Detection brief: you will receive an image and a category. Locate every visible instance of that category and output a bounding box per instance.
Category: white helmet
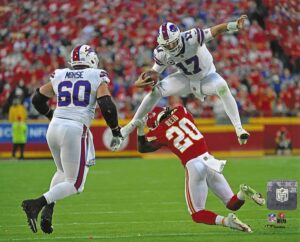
[157,22,183,55]
[69,44,99,69]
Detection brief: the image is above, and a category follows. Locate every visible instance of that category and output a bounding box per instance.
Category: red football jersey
[146,106,208,166]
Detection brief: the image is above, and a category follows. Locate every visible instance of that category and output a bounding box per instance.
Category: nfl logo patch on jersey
[267,180,297,210]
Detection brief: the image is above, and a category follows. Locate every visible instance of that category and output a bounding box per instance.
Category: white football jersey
[152,28,216,80]
[50,68,110,127]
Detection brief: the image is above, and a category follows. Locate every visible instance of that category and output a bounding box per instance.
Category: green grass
[0,156,299,242]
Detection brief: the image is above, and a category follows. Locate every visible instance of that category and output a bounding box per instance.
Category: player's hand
[237,15,248,30]
[110,127,123,151]
[135,70,159,88]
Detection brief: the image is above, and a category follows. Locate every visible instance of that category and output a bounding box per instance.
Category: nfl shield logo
[267,180,297,210]
[268,213,277,223]
[276,188,289,203]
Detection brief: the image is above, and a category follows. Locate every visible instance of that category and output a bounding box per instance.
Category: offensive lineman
[118,15,250,149]
[136,105,265,232]
[21,45,122,233]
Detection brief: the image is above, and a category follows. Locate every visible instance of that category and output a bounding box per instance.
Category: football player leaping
[21,45,122,233]
[117,15,250,150]
[136,105,265,232]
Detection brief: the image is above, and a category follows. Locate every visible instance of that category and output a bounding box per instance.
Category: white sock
[219,91,242,130]
[121,90,161,137]
[43,182,77,204]
[237,190,246,200]
[215,215,225,225]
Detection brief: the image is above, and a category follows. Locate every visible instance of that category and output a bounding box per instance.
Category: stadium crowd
[0,0,299,121]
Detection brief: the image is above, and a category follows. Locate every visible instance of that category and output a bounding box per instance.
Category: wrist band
[227,21,238,32]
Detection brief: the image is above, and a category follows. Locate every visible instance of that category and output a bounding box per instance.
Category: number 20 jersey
[146,106,209,166]
[152,28,216,80]
[50,68,110,127]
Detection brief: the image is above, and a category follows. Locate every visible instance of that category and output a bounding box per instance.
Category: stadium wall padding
[1,117,300,158]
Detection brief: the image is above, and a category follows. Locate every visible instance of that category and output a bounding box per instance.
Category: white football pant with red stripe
[185,156,234,214]
[43,118,92,204]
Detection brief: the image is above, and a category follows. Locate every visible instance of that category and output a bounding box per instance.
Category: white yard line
[1,218,299,228]
[1,231,300,241]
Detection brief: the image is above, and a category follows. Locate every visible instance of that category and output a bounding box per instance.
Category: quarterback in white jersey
[21,45,122,234]
[118,15,250,149]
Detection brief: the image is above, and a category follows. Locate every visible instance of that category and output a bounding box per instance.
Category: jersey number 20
[58,80,91,107]
[166,117,203,153]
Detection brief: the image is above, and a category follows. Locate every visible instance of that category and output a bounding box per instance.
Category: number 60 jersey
[50,68,110,127]
[146,106,209,166]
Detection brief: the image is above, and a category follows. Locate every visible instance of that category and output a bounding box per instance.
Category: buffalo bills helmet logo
[169,24,178,32]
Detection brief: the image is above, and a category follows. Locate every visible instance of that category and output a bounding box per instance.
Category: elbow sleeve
[97,95,119,129]
[32,88,53,120]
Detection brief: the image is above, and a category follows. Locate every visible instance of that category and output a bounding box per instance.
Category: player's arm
[32,82,55,120]
[136,122,161,153]
[135,48,166,88]
[137,135,161,153]
[96,82,122,138]
[203,15,248,42]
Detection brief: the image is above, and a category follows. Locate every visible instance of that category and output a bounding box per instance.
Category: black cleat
[40,203,54,234]
[21,199,43,233]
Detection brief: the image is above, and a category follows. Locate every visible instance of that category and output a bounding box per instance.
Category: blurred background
[0,0,299,159]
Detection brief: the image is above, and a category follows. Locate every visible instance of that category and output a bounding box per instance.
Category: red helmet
[146,106,172,129]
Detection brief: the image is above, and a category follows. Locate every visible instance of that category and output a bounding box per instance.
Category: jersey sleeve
[146,128,165,146]
[152,47,167,73]
[49,69,64,95]
[97,69,111,84]
[183,28,205,47]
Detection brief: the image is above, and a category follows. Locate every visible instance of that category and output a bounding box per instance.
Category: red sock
[226,194,245,211]
[191,210,217,225]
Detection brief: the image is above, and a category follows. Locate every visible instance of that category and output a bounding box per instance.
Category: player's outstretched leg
[191,210,252,233]
[236,127,250,145]
[40,203,55,234]
[121,89,161,139]
[224,213,252,232]
[21,196,47,233]
[239,184,265,206]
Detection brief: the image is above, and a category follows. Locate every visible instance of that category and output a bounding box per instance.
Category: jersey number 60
[58,80,91,107]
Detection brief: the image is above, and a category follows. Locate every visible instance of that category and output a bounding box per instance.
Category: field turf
[0,156,299,242]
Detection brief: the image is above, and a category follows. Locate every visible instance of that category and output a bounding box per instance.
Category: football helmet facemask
[69,44,99,69]
[157,22,183,55]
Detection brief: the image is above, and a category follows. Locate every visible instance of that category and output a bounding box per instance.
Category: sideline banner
[0,123,48,143]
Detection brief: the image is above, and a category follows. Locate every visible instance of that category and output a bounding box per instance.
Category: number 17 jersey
[51,68,110,127]
[146,106,209,166]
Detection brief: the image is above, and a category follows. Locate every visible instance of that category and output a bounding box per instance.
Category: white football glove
[110,127,123,151]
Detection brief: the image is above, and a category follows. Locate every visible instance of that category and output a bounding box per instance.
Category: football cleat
[21,199,44,233]
[40,203,54,234]
[240,184,265,206]
[236,128,250,145]
[225,213,252,233]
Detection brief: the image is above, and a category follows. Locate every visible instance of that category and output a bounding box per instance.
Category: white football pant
[43,118,90,204]
[131,71,242,129]
[185,155,234,214]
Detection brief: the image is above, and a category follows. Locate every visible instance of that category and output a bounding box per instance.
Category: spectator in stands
[0,0,299,119]
[275,127,292,155]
